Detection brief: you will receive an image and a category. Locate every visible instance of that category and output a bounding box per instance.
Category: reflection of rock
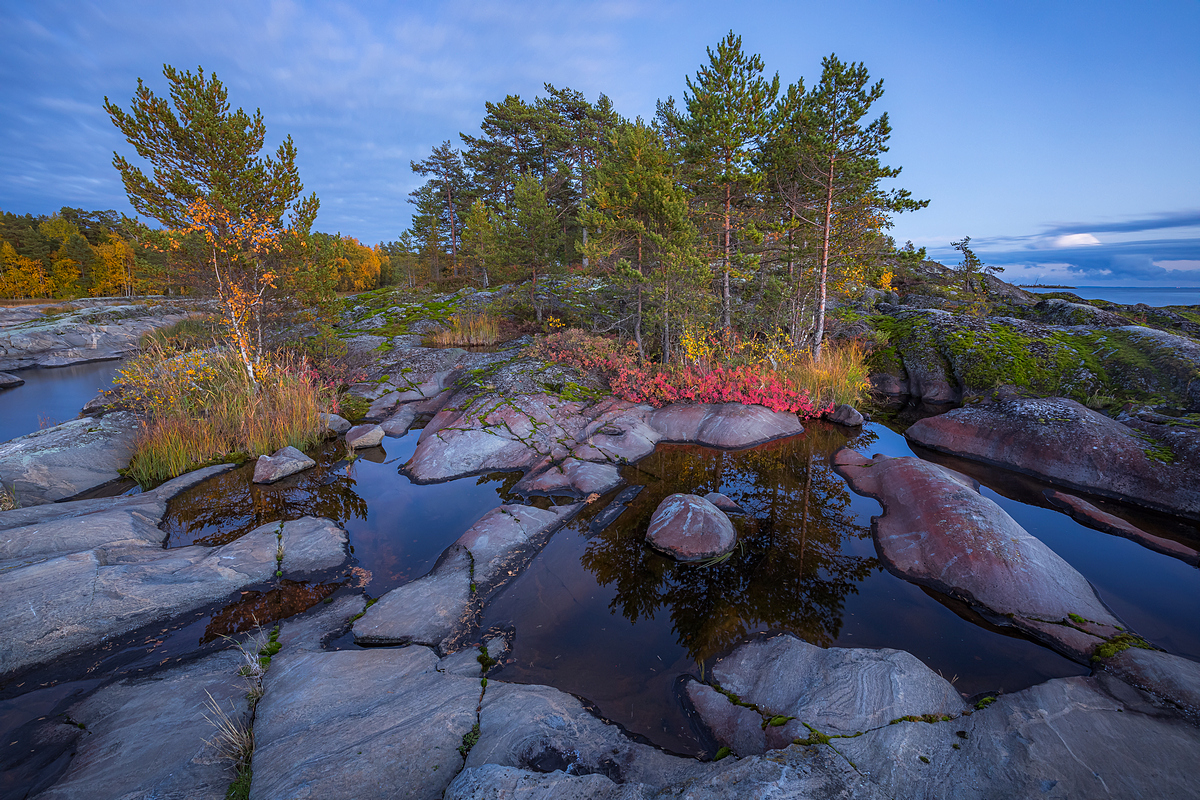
[345,423,384,449]
[354,504,581,651]
[30,650,251,800]
[645,493,736,562]
[250,647,481,800]
[0,371,24,388]
[906,398,1200,521]
[688,635,966,755]
[833,448,1124,661]
[1046,489,1200,565]
[589,485,643,534]
[0,412,138,505]
[0,503,347,676]
[252,445,316,484]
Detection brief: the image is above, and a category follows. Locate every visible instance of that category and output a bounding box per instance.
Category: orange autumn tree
[105,65,319,386]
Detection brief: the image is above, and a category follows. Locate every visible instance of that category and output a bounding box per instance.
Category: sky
[1,0,1198,286]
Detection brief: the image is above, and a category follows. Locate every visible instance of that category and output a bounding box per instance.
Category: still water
[0,361,122,443]
[159,420,1200,757]
[1026,285,1200,307]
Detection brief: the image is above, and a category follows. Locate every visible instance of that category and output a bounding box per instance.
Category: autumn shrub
[530,328,850,418]
[115,342,331,487]
[423,312,502,347]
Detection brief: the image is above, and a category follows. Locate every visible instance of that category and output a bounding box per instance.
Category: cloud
[1049,233,1101,248]
[1041,210,1200,236]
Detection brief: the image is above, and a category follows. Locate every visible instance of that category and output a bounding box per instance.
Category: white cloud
[1049,233,1101,248]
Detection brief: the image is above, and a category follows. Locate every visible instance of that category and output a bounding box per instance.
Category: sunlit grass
[423,312,501,347]
[118,343,329,487]
[779,341,872,408]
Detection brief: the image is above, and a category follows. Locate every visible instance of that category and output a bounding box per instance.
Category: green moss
[1136,433,1176,464]
[1092,632,1153,662]
[477,645,498,672]
[919,755,930,764]
[889,713,953,725]
[1068,613,1087,625]
[458,722,481,757]
[338,395,370,423]
[974,696,996,710]
[225,764,252,800]
[766,715,793,727]
[792,723,831,746]
[713,746,732,761]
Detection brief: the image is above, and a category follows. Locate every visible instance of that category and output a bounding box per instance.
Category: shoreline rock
[905,397,1200,521]
[0,413,139,505]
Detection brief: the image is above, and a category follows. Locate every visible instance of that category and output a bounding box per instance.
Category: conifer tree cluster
[396,31,928,358]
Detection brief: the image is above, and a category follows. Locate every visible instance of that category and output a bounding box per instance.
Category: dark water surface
[0,360,121,443]
[19,415,1198,765]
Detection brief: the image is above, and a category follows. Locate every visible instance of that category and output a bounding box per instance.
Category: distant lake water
[1026,286,1200,307]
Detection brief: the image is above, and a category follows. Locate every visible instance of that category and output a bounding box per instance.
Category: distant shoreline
[1018,284,1075,289]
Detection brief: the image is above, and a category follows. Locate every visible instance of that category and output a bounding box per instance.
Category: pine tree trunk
[722,183,732,330]
[813,156,835,360]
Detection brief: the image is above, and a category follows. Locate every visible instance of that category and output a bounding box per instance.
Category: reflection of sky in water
[0,360,121,442]
[164,417,1200,757]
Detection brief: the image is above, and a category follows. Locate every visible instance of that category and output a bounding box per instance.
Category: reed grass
[422,313,501,347]
[118,343,328,487]
[779,341,872,408]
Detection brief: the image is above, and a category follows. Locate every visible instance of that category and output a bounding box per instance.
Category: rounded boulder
[646,493,736,562]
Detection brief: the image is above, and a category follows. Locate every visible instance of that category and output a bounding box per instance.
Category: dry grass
[118,343,329,487]
[423,312,501,347]
[778,341,872,408]
[0,485,17,512]
[202,690,255,766]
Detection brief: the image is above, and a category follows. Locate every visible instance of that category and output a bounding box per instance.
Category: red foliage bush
[531,330,830,418]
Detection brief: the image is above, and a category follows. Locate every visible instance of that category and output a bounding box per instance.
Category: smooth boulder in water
[253,445,316,484]
[645,493,736,562]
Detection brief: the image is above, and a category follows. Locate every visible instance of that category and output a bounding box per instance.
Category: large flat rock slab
[32,650,249,800]
[0,413,138,505]
[906,397,1200,521]
[249,647,481,800]
[833,448,1124,661]
[689,635,966,755]
[0,306,188,371]
[0,515,347,677]
[834,673,1200,800]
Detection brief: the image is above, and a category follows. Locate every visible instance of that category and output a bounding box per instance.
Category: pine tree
[788,55,927,357]
[411,141,470,277]
[662,31,780,330]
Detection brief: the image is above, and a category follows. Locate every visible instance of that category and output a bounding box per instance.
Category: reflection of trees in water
[581,424,881,664]
[202,580,339,642]
[163,442,371,546]
[162,440,522,547]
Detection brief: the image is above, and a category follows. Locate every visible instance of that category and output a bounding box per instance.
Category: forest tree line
[392,32,928,358]
[0,207,390,301]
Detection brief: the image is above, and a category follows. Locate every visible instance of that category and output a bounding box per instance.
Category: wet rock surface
[0,413,138,505]
[906,397,1200,521]
[826,403,864,426]
[833,448,1124,661]
[252,445,317,484]
[645,493,736,562]
[0,370,24,388]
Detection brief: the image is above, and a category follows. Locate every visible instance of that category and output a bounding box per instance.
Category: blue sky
[2,0,1198,285]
